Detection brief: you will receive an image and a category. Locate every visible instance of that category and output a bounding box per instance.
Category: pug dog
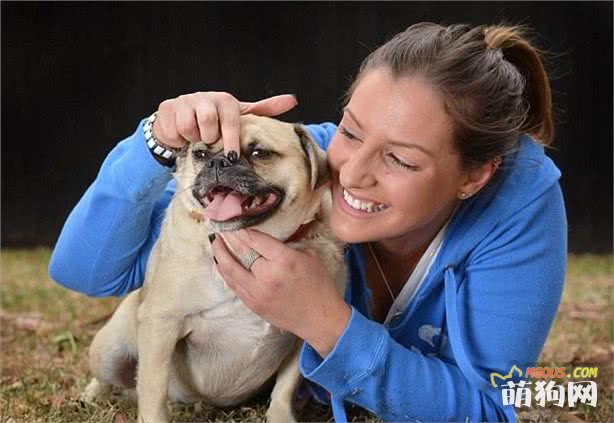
[81,114,347,423]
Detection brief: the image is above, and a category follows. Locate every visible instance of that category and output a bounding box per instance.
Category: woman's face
[327,68,470,249]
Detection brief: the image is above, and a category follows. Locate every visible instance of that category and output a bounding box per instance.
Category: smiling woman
[328,71,469,250]
[49,21,566,423]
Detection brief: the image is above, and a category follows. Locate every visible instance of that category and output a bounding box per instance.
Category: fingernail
[291,94,299,103]
[208,233,216,244]
[226,150,239,164]
[213,256,218,265]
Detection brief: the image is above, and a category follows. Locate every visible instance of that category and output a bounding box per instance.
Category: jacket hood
[440,134,562,271]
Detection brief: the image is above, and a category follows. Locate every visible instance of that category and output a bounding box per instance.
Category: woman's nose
[339,145,377,188]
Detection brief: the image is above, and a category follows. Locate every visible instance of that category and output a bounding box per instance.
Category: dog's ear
[294,125,329,190]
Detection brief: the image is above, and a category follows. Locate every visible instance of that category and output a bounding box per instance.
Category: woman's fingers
[174,96,201,143]
[215,94,242,156]
[151,92,298,158]
[154,99,185,148]
[218,232,266,272]
[217,94,299,157]
[239,94,298,117]
[218,231,253,259]
[193,95,220,144]
[211,235,256,299]
[236,229,293,262]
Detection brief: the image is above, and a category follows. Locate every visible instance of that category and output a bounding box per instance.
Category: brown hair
[345,22,554,169]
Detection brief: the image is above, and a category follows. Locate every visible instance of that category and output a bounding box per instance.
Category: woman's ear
[458,158,501,199]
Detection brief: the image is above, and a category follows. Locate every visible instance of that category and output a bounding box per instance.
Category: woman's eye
[339,126,359,141]
[192,150,207,160]
[388,154,418,171]
[251,149,272,159]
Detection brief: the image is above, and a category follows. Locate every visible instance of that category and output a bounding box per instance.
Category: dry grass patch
[518,254,614,423]
[1,248,611,422]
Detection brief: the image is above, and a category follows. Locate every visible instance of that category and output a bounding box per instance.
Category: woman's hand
[152,92,298,154]
[211,229,351,357]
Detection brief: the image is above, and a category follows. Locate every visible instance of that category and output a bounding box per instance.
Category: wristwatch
[143,112,180,167]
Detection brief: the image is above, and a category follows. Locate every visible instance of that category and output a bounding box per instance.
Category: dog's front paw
[266,401,297,423]
[137,400,172,423]
[80,378,112,405]
[137,414,170,423]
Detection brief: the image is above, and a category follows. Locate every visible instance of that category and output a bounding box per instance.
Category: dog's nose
[207,156,234,172]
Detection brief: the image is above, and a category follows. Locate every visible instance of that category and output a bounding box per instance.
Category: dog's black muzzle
[192,152,262,203]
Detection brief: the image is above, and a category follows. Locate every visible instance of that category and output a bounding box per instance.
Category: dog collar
[286,219,317,243]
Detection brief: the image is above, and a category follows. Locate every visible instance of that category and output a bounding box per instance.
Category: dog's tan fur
[82,115,346,423]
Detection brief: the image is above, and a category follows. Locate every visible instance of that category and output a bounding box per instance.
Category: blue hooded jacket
[49,119,567,422]
[298,123,567,422]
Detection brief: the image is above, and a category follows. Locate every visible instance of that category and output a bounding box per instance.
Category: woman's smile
[334,184,390,219]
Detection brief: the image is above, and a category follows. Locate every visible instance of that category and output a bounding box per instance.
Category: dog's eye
[250,149,272,159]
[192,150,207,160]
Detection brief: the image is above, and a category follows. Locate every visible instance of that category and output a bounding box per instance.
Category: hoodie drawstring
[331,394,348,422]
[444,265,493,393]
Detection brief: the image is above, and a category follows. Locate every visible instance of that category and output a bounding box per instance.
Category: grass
[1,248,612,422]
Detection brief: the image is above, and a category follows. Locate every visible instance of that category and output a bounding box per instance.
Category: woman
[49,23,567,422]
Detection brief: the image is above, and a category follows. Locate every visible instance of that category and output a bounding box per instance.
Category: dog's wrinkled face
[173,115,329,239]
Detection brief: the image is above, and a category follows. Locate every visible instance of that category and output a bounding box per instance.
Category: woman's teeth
[343,189,388,213]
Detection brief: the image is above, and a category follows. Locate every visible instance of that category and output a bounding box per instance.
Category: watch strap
[143,112,180,167]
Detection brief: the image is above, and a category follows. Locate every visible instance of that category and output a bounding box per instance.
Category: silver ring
[239,248,262,271]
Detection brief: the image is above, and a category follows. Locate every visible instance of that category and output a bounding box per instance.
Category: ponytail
[484,25,554,146]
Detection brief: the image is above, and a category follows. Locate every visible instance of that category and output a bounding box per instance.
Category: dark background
[2,2,612,252]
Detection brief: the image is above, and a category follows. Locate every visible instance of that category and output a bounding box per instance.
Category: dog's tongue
[205,191,245,221]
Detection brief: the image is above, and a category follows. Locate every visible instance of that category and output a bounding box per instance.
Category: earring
[459,192,468,199]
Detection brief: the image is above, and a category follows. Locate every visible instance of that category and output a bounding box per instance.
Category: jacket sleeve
[300,182,567,422]
[48,119,174,297]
